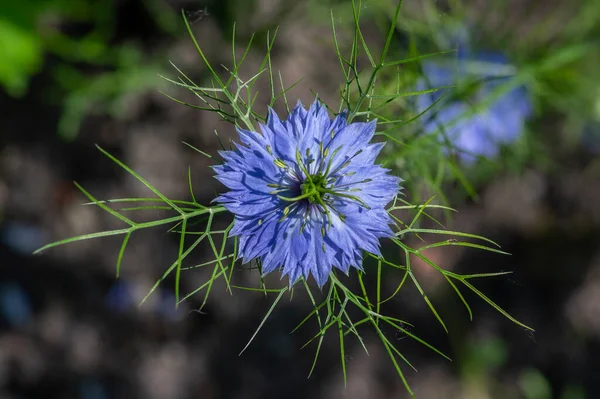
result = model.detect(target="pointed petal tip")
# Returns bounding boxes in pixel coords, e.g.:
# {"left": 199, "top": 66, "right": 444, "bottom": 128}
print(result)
{"left": 266, "top": 106, "right": 280, "bottom": 121}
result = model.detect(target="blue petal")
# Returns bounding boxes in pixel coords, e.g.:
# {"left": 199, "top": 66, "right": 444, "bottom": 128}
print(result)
{"left": 264, "top": 108, "right": 297, "bottom": 163}
{"left": 325, "top": 120, "right": 377, "bottom": 174}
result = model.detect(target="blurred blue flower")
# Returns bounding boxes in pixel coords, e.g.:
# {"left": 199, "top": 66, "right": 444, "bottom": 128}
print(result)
{"left": 214, "top": 100, "right": 400, "bottom": 286}
{"left": 582, "top": 122, "right": 600, "bottom": 153}
{"left": 0, "top": 281, "right": 32, "bottom": 328}
{"left": 79, "top": 378, "right": 108, "bottom": 399}
{"left": 1, "top": 221, "right": 45, "bottom": 255}
{"left": 105, "top": 280, "right": 182, "bottom": 320}
{"left": 105, "top": 280, "right": 134, "bottom": 313}
{"left": 416, "top": 51, "right": 533, "bottom": 160}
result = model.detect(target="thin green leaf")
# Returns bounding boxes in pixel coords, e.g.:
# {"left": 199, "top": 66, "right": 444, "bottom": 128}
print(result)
{"left": 459, "top": 279, "right": 534, "bottom": 331}
{"left": 116, "top": 232, "right": 131, "bottom": 278}
{"left": 382, "top": 49, "right": 456, "bottom": 67}
{"left": 96, "top": 146, "right": 185, "bottom": 215}
{"left": 183, "top": 141, "right": 213, "bottom": 159}
{"left": 34, "top": 228, "right": 131, "bottom": 254}
{"left": 239, "top": 287, "right": 288, "bottom": 355}
{"left": 408, "top": 270, "right": 448, "bottom": 333}
{"left": 74, "top": 182, "right": 134, "bottom": 226}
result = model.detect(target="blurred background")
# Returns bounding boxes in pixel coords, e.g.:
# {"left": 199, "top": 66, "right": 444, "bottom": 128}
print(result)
{"left": 1, "top": 0, "right": 600, "bottom": 398}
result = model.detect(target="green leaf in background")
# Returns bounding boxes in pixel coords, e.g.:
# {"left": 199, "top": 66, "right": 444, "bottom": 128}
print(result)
{"left": 0, "top": 19, "right": 43, "bottom": 96}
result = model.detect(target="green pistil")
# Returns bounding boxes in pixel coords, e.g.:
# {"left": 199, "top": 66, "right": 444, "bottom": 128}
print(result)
{"left": 300, "top": 173, "right": 327, "bottom": 204}
{"left": 277, "top": 191, "right": 316, "bottom": 202}
{"left": 277, "top": 172, "right": 369, "bottom": 218}
{"left": 277, "top": 173, "right": 327, "bottom": 204}
{"left": 276, "top": 171, "right": 334, "bottom": 227}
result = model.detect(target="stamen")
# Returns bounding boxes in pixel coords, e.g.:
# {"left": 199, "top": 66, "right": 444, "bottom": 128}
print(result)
{"left": 328, "top": 149, "right": 363, "bottom": 177}
{"left": 326, "top": 190, "right": 371, "bottom": 210}
{"left": 315, "top": 199, "right": 333, "bottom": 228}
{"left": 278, "top": 203, "right": 298, "bottom": 222}
{"left": 295, "top": 150, "right": 312, "bottom": 181}
{"left": 274, "top": 159, "right": 287, "bottom": 169}
{"left": 328, "top": 206, "right": 347, "bottom": 223}
{"left": 299, "top": 219, "right": 308, "bottom": 234}
{"left": 317, "top": 142, "right": 328, "bottom": 172}
{"left": 324, "top": 145, "right": 343, "bottom": 176}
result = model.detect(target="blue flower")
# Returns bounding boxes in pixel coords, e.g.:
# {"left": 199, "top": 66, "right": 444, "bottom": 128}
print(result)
{"left": 213, "top": 100, "right": 401, "bottom": 287}
{"left": 416, "top": 52, "right": 533, "bottom": 160}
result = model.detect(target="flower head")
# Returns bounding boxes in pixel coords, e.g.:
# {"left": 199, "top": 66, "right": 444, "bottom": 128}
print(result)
{"left": 214, "top": 100, "right": 401, "bottom": 287}
{"left": 416, "top": 52, "right": 532, "bottom": 161}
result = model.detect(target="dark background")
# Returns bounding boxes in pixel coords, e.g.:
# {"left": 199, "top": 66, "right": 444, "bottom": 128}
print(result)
{"left": 1, "top": 0, "right": 599, "bottom": 398}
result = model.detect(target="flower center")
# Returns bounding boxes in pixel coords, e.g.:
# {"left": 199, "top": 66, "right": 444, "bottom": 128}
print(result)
{"left": 301, "top": 173, "right": 327, "bottom": 205}
{"left": 273, "top": 149, "right": 372, "bottom": 229}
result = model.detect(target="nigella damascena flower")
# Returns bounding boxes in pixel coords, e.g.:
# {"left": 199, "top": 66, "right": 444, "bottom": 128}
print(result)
{"left": 213, "top": 100, "right": 401, "bottom": 287}
{"left": 416, "top": 52, "right": 533, "bottom": 161}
